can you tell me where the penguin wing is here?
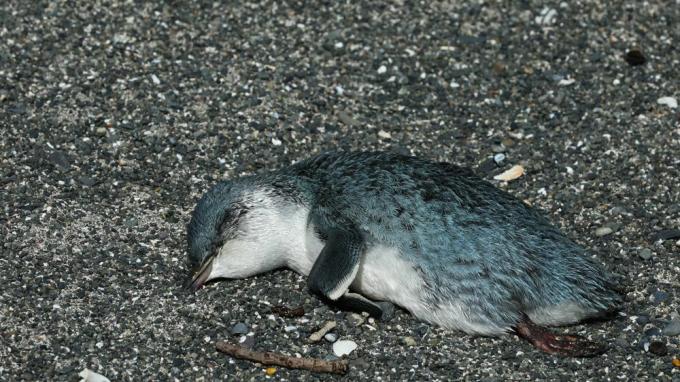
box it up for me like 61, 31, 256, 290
306, 206, 365, 301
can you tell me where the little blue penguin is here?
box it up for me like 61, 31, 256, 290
186, 151, 622, 356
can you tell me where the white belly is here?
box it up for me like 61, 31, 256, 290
350, 245, 426, 312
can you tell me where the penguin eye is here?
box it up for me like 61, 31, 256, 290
215, 206, 249, 243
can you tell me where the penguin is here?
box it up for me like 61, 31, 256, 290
186, 151, 621, 357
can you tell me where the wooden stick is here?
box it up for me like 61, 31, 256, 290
215, 341, 348, 375
271, 305, 305, 318
307, 321, 336, 343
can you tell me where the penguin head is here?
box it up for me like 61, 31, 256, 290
185, 177, 302, 291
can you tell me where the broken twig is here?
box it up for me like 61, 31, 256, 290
215, 341, 348, 375
307, 321, 337, 343
271, 305, 305, 318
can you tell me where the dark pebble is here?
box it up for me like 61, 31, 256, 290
635, 315, 650, 325
644, 327, 661, 337
653, 290, 669, 304
477, 158, 497, 173
648, 341, 667, 356
624, 49, 647, 66
651, 229, 680, 241
78, 176, 97, 187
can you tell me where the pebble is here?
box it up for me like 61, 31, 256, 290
493, 153, 506, 165
284, 325, 297, 333
657, 96, 678, 109
324, 333, 337, 343
614, 334, 628, 349
377, 65, 387, 74
231, 322, 248, 335
265, 367, 276, 376
478, 158, 497, 173
332, 340, 358, 357
535, 8, 557, 25
239, 335, 255, 348
491, 144, 506, 153
635, 315, 650, 325
638, 248, 652, 260
595, 226, 614, 237
624, 49, 646, 66
377, 130, 392, 140
652, 229, 680, 241
663, 320, 680, 336
648, 341, 668, 356
347, 313, 366, 326
96, 127, 107, 136
653, 290, 669, 305
401, 336, 417, 347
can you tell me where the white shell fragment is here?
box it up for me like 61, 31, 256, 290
79, 368, 110, 382
657, 96, 678, 109
332, 340, 358, 357
493, 165, 525, 181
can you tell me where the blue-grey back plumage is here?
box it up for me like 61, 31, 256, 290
188, 151, 621, 334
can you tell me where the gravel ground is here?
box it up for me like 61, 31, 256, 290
2, 1, 679, 381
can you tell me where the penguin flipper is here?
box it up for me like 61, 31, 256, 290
307, 226, 364, 299
306, 219, 394, 320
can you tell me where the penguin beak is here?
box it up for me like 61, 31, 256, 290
186, 256, 214, 292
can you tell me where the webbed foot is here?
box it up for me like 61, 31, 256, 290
376, 301, 396, 321
514, 319, 606, 357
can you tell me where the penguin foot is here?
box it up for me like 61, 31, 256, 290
514, 319, 606, 357
376, 301, 396, 321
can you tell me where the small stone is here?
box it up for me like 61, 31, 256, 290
337, 110, 358, 126
78, 176, 97, 187
377, 130, 391, 140
595, 226, 614, 237
652, 229, 680, 241
644, 327, 661, 337
284, 325, 297, 333
614, 334, 628, 349
48, 150, 71, 169
501, 138, 514, 147
271, 137, 282, 146
265, 367, 276, 376
657, 96, 678, 109
638, 248, 653, 260
663, 320, 680, 336
624, 49, 646, 66
491, 144, 506, 153
347, 313, 366, 326
332, 340, 358, 357
493, 153, 506, 165
239, 335, 255, 348
151, 74, 161, 85
635, 315, 650, 325
673, 357, 680, 367
96, 127, 107, 136
653, 290, 669, 304
401, 336, 417, 347
231, 322, 248, 335
478, 158, 497, 173
377, 65, 387, 74
648, 341, 667, 356
324, 333, 337, 342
